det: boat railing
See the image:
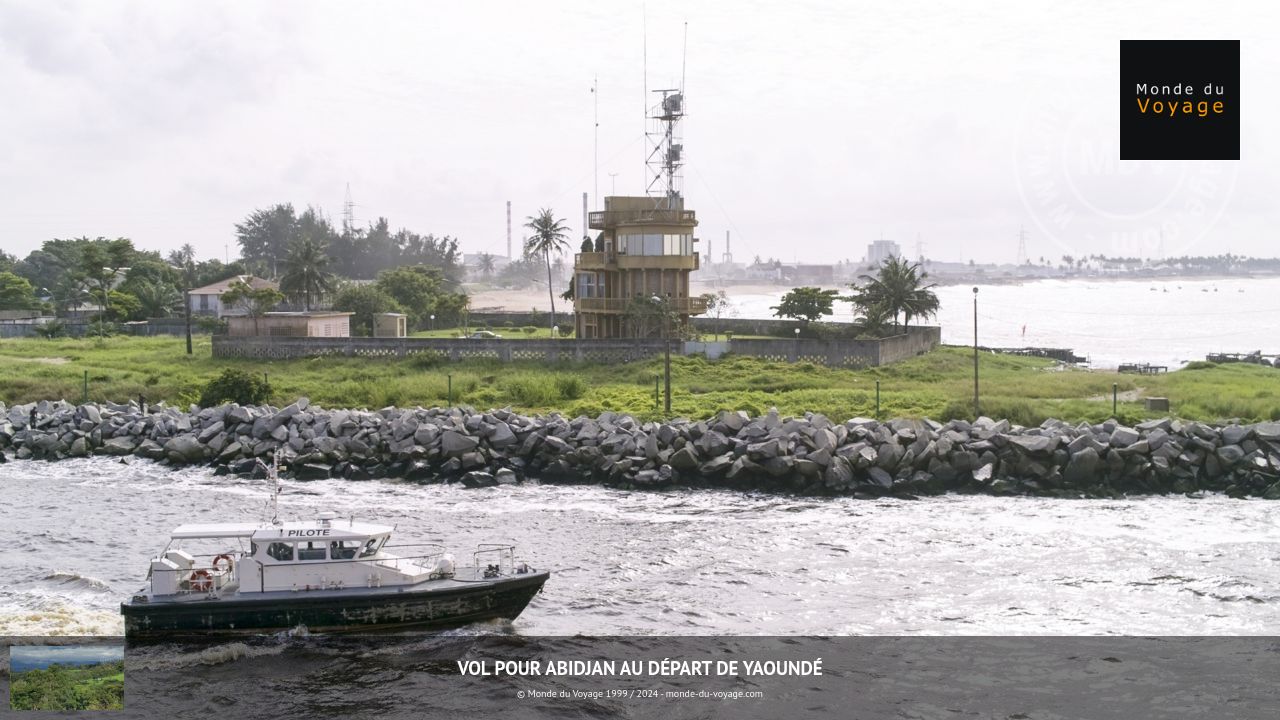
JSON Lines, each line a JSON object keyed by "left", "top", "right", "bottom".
{"left": 473, "top": 544, "right": 518, "bottom": 577}
{"left": 259, "top": 550, "right": 453, "bottom": 591}
{"left": 149, "top": 564, "right": 235, "bottom": 596}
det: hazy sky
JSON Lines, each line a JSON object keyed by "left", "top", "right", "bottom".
{"left": 2, "top": 1, "right": 1276, "bottom": 265}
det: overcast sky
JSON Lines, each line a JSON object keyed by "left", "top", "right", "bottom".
{"left": 2, "top": 1, "right": 1276, "bottom": 265}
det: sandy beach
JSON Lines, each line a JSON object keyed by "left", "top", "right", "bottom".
{"left": 466, "top": 281, "right": 802, "bottom": 313}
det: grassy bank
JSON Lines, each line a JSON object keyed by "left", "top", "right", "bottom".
{"left": 10, "top": 661, "right": 125, "bottom": 711}
{"left": 0, "top": 336, "right": 1277, "bottom": 425}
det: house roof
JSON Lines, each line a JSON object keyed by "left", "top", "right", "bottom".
{"left": 189, "top": 275, "right": 277, "bottom": 295}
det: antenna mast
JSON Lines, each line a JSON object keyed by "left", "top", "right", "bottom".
{"left": 592, "top": 75, "right": 599, "bottom": 210}
{"left": 645, "top": 23, "right": 687, "bottom": 203}
{"left": 343, "top": 183, "right": 356, "bottom": 234}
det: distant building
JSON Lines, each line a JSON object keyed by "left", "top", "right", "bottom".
{"left": 744, "top": 259, "right": 783, "bottom": 282}
{"left": 188, "top": 275, "right": 278, "bottom": 317}
{"left": 373, "top": 312, "right": 408, "bottom": 338}
{"left": 782, "top": 264, "right": 835, "bottom": 285}
{"left": 571, "top": 195, "right": 707, "bottom": 339}
{"left": 463, "top": 253, "right": 511, "bottom": 279}
{"left": 227, "top": 311, "right": 352, "bottom": 338}
{"left": 865, "top": 240, "right": 901, "bottom": 268}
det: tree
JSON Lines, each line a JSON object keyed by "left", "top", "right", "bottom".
{"left": 477, "top": 252, "right": 496, "bottom": 278}
{"left": 167, "top": 244, "right": 196, "bottom": 268}
{"left": 845, "top": 256, "right": 939, "bottom": 332}
{"left": 191, "top": 259, "right": 247, "bottom": 288}
{"left": 771, "top": 287, "right": 838, "bottom": 325}
{"left": 374, "top": 265, "right": 467, "bottom": 329}
{"left": 235, "top": 204, "right": 297, "bottom": 277}
{"left": 221, "top": 279, "right": 284, "bottom": 335}
{"left": 279, "top": 236, "right": 335, "bottom": 310}
{"left": 332, "top": 284, "right": 403, "bottom": 336}
{"left": 103, "top": 290, "right": 142, "bottom": 322}
{"left": 0, "top": 271, "right": 38, "bottom": 310}
{"left": 523, "top": 208, "right": 571, "bottom": 332}
{"left": 78, "top": 238, "right": 135, "bottom": 336}
{"left": 700, "top": 290, "right": 733, "bottom": 340}
{"left": 496, "top": 256, "right": 543, "bottom": 288}
{"left": 0, "top": 250, "right": 15, "bottom": 273}
{"left": 130, "top": 280, "right": 182, "bottom": 318}
{"left": 623, "top": 295, "right": 678, "bottom": 339}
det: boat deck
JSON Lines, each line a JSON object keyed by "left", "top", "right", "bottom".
{"left": 129, "top": 567, "right": 529, "bottom": 608}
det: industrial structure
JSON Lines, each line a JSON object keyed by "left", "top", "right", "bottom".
{"left": 572, "top": 86, "right": 707, "bottom": 338}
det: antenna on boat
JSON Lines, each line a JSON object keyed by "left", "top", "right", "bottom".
{"left": 269, "top": 449, "right": 283, "bottom": 526}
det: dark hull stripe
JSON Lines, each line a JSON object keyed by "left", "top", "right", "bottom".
{"left": 122, "top": 573, "right": 548, "bottom": 638}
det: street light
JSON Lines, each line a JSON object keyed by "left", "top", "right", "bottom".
{"left": 430, "top": 314, "right": 435, "bottom": 332}
{"left": 972, "top": 287, "right": 980, "bottom": 419}
{"left": 794, "top": 326, "right": 801, "bottom": 361}
{"left": 651, "top": 295, "right": 671, "bottom": 415}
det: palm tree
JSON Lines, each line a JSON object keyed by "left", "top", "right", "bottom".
{"left": 279, "top": 237, "right": 335, "bottom": 310}
{"left": 167, "top": 244, "right": 196, "bottom": 268}
{"left": 478, "top": 252, "right": 496, "bottom": 278}
{"left": 132, "top": 280, "right": 182, "bottom": 318}
{"left": 523, "top": 208, "right": 571, "bottom": 331}
{"left": 847, "top": 256, "right": 939, "bottom": 332}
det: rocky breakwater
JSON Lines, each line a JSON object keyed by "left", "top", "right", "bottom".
{"left": 3, "top": 399, "right": 1280, "bottom": 499}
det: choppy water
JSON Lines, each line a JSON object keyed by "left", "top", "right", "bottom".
{"left": 728, "top": 276, "right": 1280, "bottom": 368}
{"left": 3, "top": 458, "right": 1280, "bottom": 637}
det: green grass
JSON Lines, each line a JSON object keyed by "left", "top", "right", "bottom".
{"left": 9, "top": 660, "right": 125, "bottom": 711}
{"left": 0, "top": 336, "right": 1277, "bottom": 425}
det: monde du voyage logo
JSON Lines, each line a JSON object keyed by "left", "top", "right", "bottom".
{"left": 1120, "top": 40, "right": 1239, "bottom": 160}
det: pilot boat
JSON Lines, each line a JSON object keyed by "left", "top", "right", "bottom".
{"left": 120, "top": 460, "right": 548, "bottom": 638}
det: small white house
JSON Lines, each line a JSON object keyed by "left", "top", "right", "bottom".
{"left": 189, "top": 275, "right": 277, "bottom": 317}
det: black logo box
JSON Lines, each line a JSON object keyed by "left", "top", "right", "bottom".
{"left": 1120, "top": 39, "right": 1239, "bottom": 160}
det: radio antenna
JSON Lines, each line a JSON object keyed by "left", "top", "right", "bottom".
{"left": 269, "top": 449, "right": 283, "bottom": 525}
{"left": 642, "top": 4, "right": 648, "bottom": 181}
{"left": 681, "top": 21, "right": 688, "bottom": 93}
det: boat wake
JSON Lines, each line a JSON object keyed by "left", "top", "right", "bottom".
{"left": 39, "top": 571, "right": 114, "bottom": 592}
{"left": 0, "top": 602, "right": 123, "bottom": 636}
{"left": 129, "top": 641, "right": 289, "bottom": 671}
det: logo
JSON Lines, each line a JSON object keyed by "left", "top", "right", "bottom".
{"left": 1120, "top": 40, "right": 1239, "bottom": 160}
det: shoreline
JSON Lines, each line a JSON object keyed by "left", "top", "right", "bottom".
{"left": 467, "top": 273, "right": 1280, "bottom": 312}
{"left": 4, "top": 399, "right": 1279, "bottom": 500}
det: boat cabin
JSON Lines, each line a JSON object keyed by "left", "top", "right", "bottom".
{"left": 148, "top": 511, "right": 445, "bottom": 597}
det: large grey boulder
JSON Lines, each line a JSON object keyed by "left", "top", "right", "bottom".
{"left": 163, "top": 435, "right": 205, "bottom": 463}
{"left": 441, "top": 430, "right": 479, "bottom": 457}
{"left": 101, "top": 436, "right": 137, "bottom": 455}
{"left": 1063, "top": 446, "right": 1101, "bottom": 484}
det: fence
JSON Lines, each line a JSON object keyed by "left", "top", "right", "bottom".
{"left": 213, "top": 326, "right": 941, "bottom": 367}
{"left": 0, "top": 320, "right": 195, "bottom": 338}
{"left": 213, "top": 336, "right": 674, "bottom": 363}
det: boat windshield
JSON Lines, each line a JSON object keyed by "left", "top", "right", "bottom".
{"left": 360, "top": 536, "right": 386, "bottom": 558}
{"left": 266, "top": 542, "right": 294, "bottom": 562}
{"left": 330, "top": 540, "right": 361, "bottom": 560}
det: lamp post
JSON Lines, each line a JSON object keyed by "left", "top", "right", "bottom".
{"left": 429, "top": 314, "right": 435, "bottom": 332}
{"left": 652, "top": 295, "right": 671, "bottom": 415}
{"left": 972, "top": 286, "right": 980, "bottom": 419}
{"left": 794, "top": 326, "right": 800, "bottom": 361}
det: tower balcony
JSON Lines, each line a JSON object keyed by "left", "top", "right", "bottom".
{"left": 574, "top": 253, "right": 700, "bottom": 271}
{"left": 575, "top": 296, "right": 709, "bottom": 315}
{"left": 588, "top": 209, "right": 696, "bottom": 229}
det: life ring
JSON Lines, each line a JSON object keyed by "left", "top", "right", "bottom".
{"left": 190, "top": 569, "right": 213, "bottom": 593}
{"left": 213, "top": 554, "right": 234, "bottom": 572}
